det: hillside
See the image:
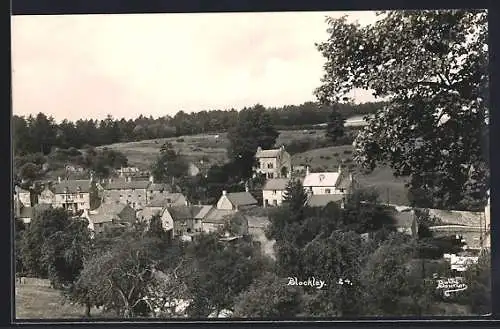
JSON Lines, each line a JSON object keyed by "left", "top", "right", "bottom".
{"left": 99, "top": 130, "right": 410, "bottom": 206}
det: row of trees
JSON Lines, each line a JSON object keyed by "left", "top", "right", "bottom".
{"left": 15, "top": 181, "right": 491, "bottom": 318}
{"left": 13, "top": 102, "right": 382, "bottom": 156}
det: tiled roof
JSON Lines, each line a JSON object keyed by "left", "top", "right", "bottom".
{"left": 91, "top": 213, "right": 117, "bottom": 224}
{"left": 147, "top": 183, "right": 173, "bottom": 192}
{"left": 167, "top": 205, "right": 203, "bottom": 221}
{"left": 204, "top": 208, "right": 236, "bottom": 224}
{"left": 226, "top": 192, "right": 258, "bottom": 207}
{"left": 105, "top": 180, "right": 151, "bottom": 190}
{"left": 54, "top": 180, "right": 91, "bottom": 194}
{"left": 307, "top": 194, "right": 344, "bottom": 208}
{"left": 146, "top": 193, "right": 186, "bottom": 207}
{"left": 194, "top": 205, "right": 213, "bottom": 219}
{"left": 263, "top": 178, "right": 290, "bottom": 191}
{"left": 336, "top": 173, "right": 352, "bottom": 189}
{"left": 95, "top": 202, "right": 129, "bottom": 216}
{"left": 303, "top": 172, "right": 340, "bottom": 187}
{"left": 255, "top": 148, "right": 282, "bottom": 158}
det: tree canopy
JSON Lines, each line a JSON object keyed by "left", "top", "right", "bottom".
{"left": 315, "top": 10, "right": 489, "bottom": 210}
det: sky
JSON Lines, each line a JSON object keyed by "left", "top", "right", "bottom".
{"left": 11, "top": 11, "right": 380, "bottom": 122}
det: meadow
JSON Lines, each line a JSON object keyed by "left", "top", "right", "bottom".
{"left": 15, "top": 283, "right": 106, "bottom": 320}
{"left": 97, "top": 129, "right": 410, "bottom": 206}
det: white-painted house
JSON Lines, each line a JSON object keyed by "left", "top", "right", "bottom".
{"left": 262, "top": 178, "right": 289, "bottom": 207}
{"left": 302, "top": 166, "right": 353, "bottom": 196}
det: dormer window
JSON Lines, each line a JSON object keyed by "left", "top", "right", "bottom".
{"left": 319, "top": 174, "right": 325, "bottom": 182}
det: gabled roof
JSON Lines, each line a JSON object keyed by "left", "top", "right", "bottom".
{"left": 194, "top": 205, "right": 213, "bottom": 219}
{"left": 307, "top": 194, "right": 344, "bottom": 208}
{"left": 15, "top": 185, "right": 30, "bottom": 194}
{"left": 146, "top": 193, "right": 186, "bottom": 207}
{"left": 95, "top": 202, "right": 131, "bottom": 216}
{"left": 263, "top": 178, "right": 290, "bottom": 191}
{"left": 105, "top": 179, "right": 151, "bottom": 190}
{"left": 303, "top": 172, "right": 340, "bottom": 187}
{"left": 91, "top": 213, "right": 117, "bottom": 224}
{"left": 203, "top": 208, "right": 236, "bottom": 224}
{"left": 226, "top": 192, "right": 258, "bottom": 207}
{"left": 147, "top": 183, "right": 174, "bottom": 192}
{"left": 255, "top": 148, "right": 282, "bottom": 158}
{"left": 54, "top": 180, "right": 91, "bottom": 194}
{"left": 168, "top": 205, "right": 203, "bottom": 221}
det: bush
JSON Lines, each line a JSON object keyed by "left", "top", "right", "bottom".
{"left": 176, "top": 138, "right": 185, "bottom": 143}
{"left": 324, "top": 156, "right": 332, "bottom": 160}
{"left": 343, "top": 149, "right": 353, "bottom": 155}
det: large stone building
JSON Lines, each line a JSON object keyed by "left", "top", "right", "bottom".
{"left": 38, "top": 177, "right": 93, "bottom": 217}
{"left": 254, "top": 145, "right": 292, "bottom": 179}
{"left": 103, "top": 178, "right": 151, "bottom": 210}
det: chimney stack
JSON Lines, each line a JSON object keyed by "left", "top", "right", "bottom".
{"left": 245, "top": 182, "right": 250, "bottom": 193}
{"left": 149, "top": 175, "right": 154, "bottom": 183}
{"left": 306, "top": 166, "right": 310, "bottom": 176}
{"left": 338, "top": 163, "right": 342, "bottom": 174}
{"left": 257, "top": 146, "right": 262, "bottom": 153}
{"left": 58, "top": 176, "right": 61, "bottom": 183}
{"left": 222, "top": 190, "right": 227, "bottom": 196}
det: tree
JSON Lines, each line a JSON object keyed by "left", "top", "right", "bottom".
{"left": 71, "top": 236, "right": 163, "bottom": 318}
{"left": 41, "top": 217, "right": 92, "bottom": 287}
{"left": 21, "top": 207, "right": 69, "bottom": 278}
{"left": 459, "top": 250, "right": 491, "bottom": 315}
{"left": 325, "top": 106, "right": 345, "bottom": 142}
{"left": 151, "top": 143, "right": 188, "bottom": 183}
{"left": 315, "top": 10, "right": 488, "bottom": 210}
{"left": 184, "top": 232, "right": 266, "bottom": 317}
{"left": 15, "top": 219, "right": 26, "bottom": 275}
{"left": 233, "top": 273, "right": 303, "bottom": 318}
{"left": 19, "top": 162, "right": 40, "bottom": 182}
{"left": 282, "top": 179, "right": 309, "bottom": 216}
{"left": 227, "top": 105, "right": 279, "bottom": 178}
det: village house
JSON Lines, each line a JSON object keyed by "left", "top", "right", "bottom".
{"left": 37, "top": 177, "right": 93, "bottom": 217}
{"left": 165, "top": 205, "right": 213, "bottom": 237}
{"left": 103, "top": 177, "right": 151, "bottom": 210}
{"left": 254, "top": 145, "right": 292, "bottom": 179}
{"left": 216, "top": 190, "right": 258, "bottom": 211}
{"left": 147, "top": 182, "right": 180, "bottom": 202}
{"left": 390, "top": 208, "right": 419, "bottom": 238}
{"left": 89, "top": 202, "right": 137, "bottom": 233}
{"left": 302, "top": 165, "right": 353, "bottom": 196}
{"left": 65, "top": 164, "right": 84, "bottom": 173}
{"left": 262, "top": 178, "right": 289, "bottom": 207}
{"left": 137, "top": 193, "right": 190, "bottom": 222}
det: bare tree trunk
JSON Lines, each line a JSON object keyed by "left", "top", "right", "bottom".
{"left": 85, "top": 302, "right": 91, "bottom": 318}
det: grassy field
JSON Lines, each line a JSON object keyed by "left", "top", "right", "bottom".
{"left": 97, "top": 130, "right": 328, "bottom": 170}
{"left": 98, "top": 130, "right": 410, "bottom": 206}
{"left": 15, "top": 283, "right": 105, "bottom": 320}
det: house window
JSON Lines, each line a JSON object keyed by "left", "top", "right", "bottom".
{"left": 128, "top": 195, "right": 131, "bottom": 198}
{"left": 267, "top": 163, "right": 274, "bottom": 169}
{"left": 187, "top": 228, "right": 192, "bottom": 233}
{"left": 264, "top": 199, "right": 269, "bottom": 206}
{"left": 267, "top": 173, "right": 274, "bottom": 179}
{"left": 273, "top": 190, "right": 277, "bottom": 195}
{"left": 80, "top": 194, "right": 83, "bottom": 198}
{"left": 120, "top": 195, "right": 123, "bottom": 198}
{"left": 273, "top": 200, "right": 278, "bottom": 206}
{"left": 325, "top": 189, "right": 331, "bottom": 194}
{"left": 340, "top": 188, "right": 345, "bottom": 193}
